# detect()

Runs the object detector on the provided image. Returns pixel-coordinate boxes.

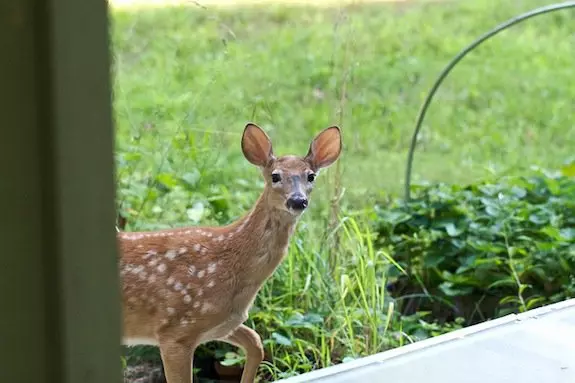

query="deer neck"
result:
[229,189,300,283]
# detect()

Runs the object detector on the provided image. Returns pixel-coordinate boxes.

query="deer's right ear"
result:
[241,123,274,167]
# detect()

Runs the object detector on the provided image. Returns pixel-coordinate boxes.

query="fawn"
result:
[119,123,342,383]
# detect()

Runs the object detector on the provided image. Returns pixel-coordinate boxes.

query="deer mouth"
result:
[285,206,307,217]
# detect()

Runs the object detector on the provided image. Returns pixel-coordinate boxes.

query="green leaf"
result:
[180,170,201,188]
[220,351,244,366]
[529,213,549,225]
[487,278,516,290]
[438,282,474,297]
[424,252,445,267]
[342,356,356,363]
[155,172,179,189]
[445,222,463,237]
[379,210,412,225]
[559,228,575,241]
[510,186,527,198]
[485,205,500,217]
[271,332,292,346]
[561,162,575,177]
[186,202,205,223]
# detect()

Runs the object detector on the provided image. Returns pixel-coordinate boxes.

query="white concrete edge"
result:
[275,298,575,382]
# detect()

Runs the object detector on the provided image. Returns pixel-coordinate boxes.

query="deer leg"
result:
[157,340,195,383]
[222,324,264,383]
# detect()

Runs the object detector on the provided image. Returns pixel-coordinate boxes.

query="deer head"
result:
[241,123,342,216]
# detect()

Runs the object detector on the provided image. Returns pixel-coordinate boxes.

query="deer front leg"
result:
[158,340,196,383]
[222,324,264,383]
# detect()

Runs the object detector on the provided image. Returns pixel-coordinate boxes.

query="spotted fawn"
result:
[119,123,342,382]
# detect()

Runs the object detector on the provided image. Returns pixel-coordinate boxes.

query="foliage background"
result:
[111,0,575,381]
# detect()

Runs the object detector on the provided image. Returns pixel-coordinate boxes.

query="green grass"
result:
[112,0,574,380]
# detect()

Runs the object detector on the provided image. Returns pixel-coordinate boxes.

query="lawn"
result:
[111,0,574,381]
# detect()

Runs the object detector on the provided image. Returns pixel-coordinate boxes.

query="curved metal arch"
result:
[404,1,575,201]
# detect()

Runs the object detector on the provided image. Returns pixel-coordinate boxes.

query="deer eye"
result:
[271,173,281,183]
[307,173,316,182]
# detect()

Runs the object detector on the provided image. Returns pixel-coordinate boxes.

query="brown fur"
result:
[119,123,342,383]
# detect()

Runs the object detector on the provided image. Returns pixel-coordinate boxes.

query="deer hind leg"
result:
[221,324,264,383]
[158,340,196,383]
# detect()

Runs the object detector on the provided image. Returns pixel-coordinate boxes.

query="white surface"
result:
[276,299,575,383]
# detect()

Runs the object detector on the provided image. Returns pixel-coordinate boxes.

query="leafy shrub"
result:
[375,167,575,325]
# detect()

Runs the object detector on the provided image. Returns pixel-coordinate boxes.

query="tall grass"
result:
[243,216,409,380]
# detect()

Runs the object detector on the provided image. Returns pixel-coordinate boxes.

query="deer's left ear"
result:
[305,126,342,170]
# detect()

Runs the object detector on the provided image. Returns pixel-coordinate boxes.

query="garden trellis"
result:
[404,1,575,201]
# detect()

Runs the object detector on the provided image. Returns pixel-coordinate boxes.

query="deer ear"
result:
[241,123,274,167]
[305,126,342,170]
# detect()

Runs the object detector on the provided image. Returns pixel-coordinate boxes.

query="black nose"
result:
[286,195,308,210]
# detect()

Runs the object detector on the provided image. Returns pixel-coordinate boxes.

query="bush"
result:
[375,166,575,325]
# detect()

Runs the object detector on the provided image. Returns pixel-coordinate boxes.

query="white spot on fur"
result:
[206,232,213,238]
[200,248,207,255]
[188,265,196,276]
[197,288,204,297]
[178,247,187,254]
[139,271,147,280]
[166,277,175,286]
[216,234,224,242]
[148,274,157,283]
[207,280,215,288]
[148,259,159,267]
[197,270,205,278]
[207,262,217,274]
[161,319,169,325]
[193,244,201,252]
[183,295,192,304]
[186,283,192,290]
[174,282,183,291]
[200,302,215,314]
[131,265,144,275]
[157,264,167,273]
[143,250,157,259]
[165,249,177,260]
[181,319,189,326]
[167,307,176,316]
[123,233,144,240]
[193,301,200,308]
[122,337,158,346]
[123,265,133,274]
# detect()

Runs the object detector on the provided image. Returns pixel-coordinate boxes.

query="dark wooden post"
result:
[0,0,121,381]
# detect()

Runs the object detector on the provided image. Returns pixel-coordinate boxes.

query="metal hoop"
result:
[404,1,575,201]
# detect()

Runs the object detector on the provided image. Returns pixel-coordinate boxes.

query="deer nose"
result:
[286,195,308,211]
